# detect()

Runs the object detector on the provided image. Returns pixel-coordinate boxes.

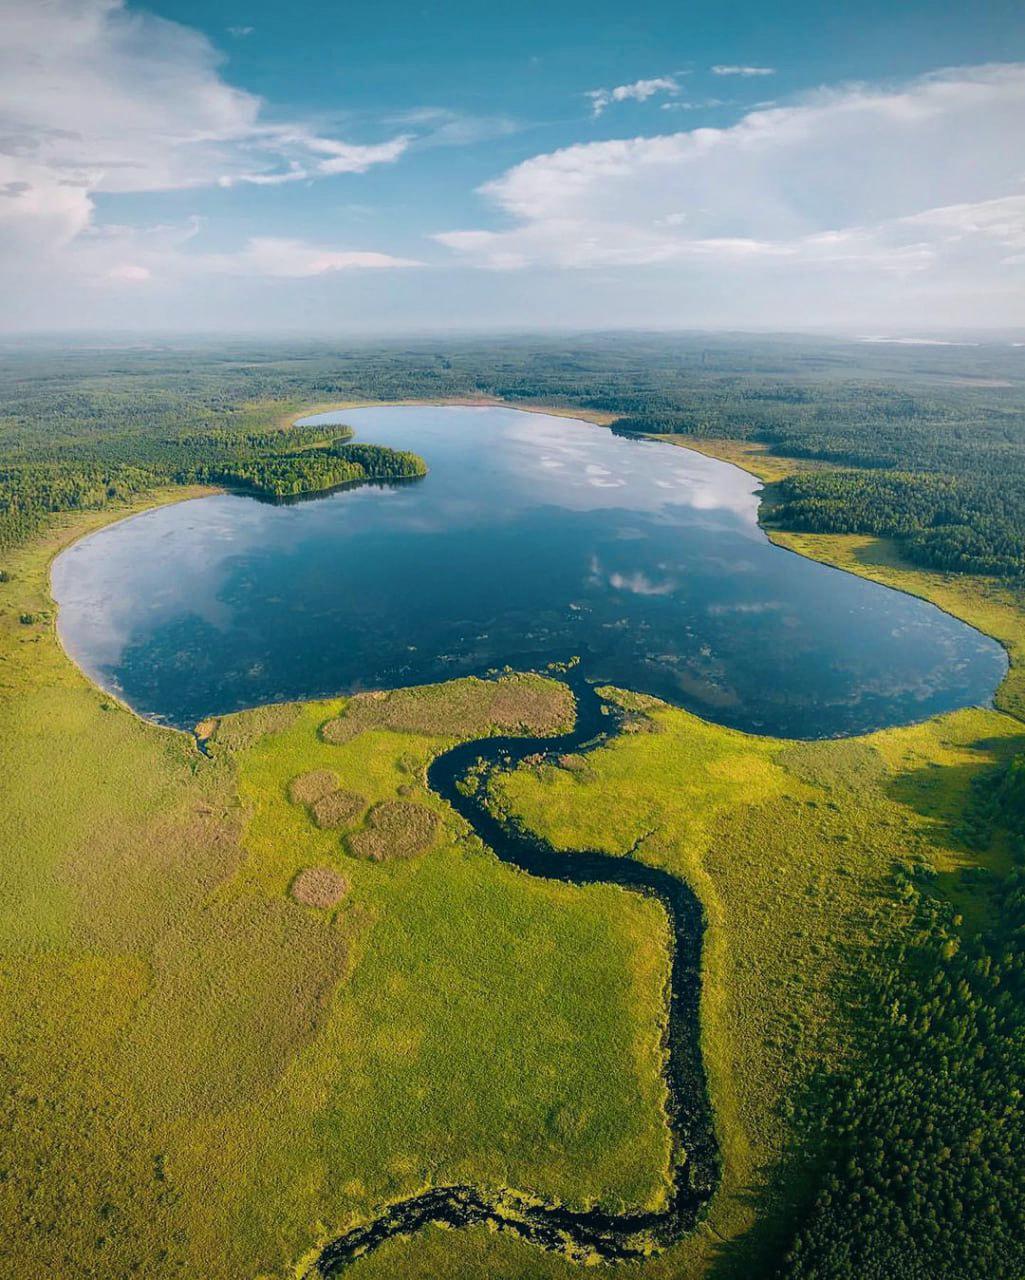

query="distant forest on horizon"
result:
[2,331,1025,577]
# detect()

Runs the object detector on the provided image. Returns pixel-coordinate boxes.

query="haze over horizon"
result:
[3,0,1024,334]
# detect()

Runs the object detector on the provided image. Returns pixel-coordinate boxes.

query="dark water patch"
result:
[310,674,717,1273]
[52,407,1006,739]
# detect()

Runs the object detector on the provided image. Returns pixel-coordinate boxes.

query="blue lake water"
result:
[52,406,1007,737]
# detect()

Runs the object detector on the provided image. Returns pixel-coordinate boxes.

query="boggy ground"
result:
[0,503,670,1280]
[274,680,1025,1280]
[1,487,1023,1280]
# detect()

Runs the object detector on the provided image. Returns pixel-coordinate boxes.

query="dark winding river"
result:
[311,673,716,1274]
[50,406,1008,1269]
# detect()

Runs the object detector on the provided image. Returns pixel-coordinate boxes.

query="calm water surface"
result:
[52,406,1007,736]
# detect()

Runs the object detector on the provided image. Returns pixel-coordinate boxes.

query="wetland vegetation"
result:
[2,335,1025,1279]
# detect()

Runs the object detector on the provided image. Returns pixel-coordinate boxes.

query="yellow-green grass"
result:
[0,504,672,1279]
[317,674,575,744]
[3,423,1024,1280]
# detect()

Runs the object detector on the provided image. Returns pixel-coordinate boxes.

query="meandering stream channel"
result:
[311,670,717,1273]
[49,407,1008,1271]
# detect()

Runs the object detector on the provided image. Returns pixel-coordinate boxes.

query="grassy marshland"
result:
[487,690,1024,1272]
[2,338,1024,1277]
[1,458,1023,1278]
[0,506,671,1279]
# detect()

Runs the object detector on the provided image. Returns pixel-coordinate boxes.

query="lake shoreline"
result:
[50,404,1007,740]
[8,402,1024,1279]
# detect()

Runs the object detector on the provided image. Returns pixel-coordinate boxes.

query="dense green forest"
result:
[765,471,1025,576]
[1,333,1024,565]
[0,404,425,542]
[779,754,1025,1280]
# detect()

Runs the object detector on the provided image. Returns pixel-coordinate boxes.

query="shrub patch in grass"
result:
[288,769,339,806]
[310,788,366,830]
[291,866,350,908]
[348,800,439,862]
[288,770,366,828]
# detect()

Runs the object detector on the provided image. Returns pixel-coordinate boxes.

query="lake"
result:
[51,405,1007,737]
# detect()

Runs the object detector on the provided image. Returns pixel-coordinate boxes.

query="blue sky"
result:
[2,0,1024,331]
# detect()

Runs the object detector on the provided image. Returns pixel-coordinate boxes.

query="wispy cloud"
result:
[203,237,421,278]
[660,98,726,111]
[436,63,1025,324]
[711,64,776,77]
[90,224,421,287]
[0,0,414,292]
[218,132,412,187]
[587,75,682,116]
[386,107,520,148]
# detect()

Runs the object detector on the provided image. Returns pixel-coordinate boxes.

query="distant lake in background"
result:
[52,406,1007,737]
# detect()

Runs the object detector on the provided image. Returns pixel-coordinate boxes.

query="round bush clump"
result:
[348,800,439,862]
[289,770,339,806]
[310,788,366,830]
[320,717,358,746]
[290,866,350,909]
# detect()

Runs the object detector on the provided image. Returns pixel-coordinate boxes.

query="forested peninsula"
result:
[1,335,1023,576]
[193,433,427,500]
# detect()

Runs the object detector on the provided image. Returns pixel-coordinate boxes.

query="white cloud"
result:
[72,220,420,285]
[203,237,422,277]
[900,194,1025,255]
[435,63,1025,324]
[218,132,412,186]
[711,65,776,77]
[0,0,412,295]
[587,76,681,116]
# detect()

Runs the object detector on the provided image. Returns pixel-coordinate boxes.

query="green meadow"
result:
[486,692,1024,1275]
[0,503,670,1279]
[1,473,1023,1279]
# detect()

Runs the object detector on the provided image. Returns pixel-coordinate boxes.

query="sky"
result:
[2,0,1024,334]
